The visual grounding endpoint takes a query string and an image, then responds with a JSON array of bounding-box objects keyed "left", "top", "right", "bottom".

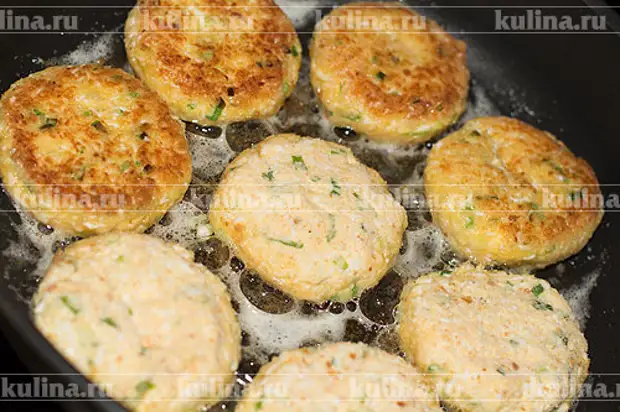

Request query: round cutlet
[
  {"left": 208, "top": 134, "right": 407, "bottom": 303},
  {"left": 424, "top": 116, "right": 603, "bottom": 268},
  {"left": 237, "top": 342, "right": 441, "bottom": 411},
  {"left": 33, "top": 233, "right": 241, "bottom": 412},
  {"left": 398, "top": 264, "right": 589, "bottom": 411},
  {"left": 125, "top": 0, "right": 302, "bottom": 124},
  {"left": 0, "top": 65, "right": 192, "bottom": 236},
  {"left": 310, "top": 2, "right": 469, "bottom": 143}
]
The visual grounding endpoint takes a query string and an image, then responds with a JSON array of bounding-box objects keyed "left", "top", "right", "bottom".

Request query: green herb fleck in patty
[
  {"left": 101, "top": 317, "right": 119, "bottom": 329},
  {"left": 40, "top": 118, "right": 58, "bottom": 130},
  {"left": 268, "top": 238, "right": 303, "bottom": 249},
  {"left": 60, "top": 296, "right": 79, "bottom": 315},
  {"left": 330, "top": 179, "right": 341, "bottom": 196},
  {"left": 135, "top": 380, "right": 155, "bottom": 398},
  {"left": 531, "top": 283, "right": 544, "bottom": 297},
  {"left": 292, "top": 155, "right": 307, "bottom": 171},
  {"left": 205, "top": 98, "right": 225, "bottom": 121},
  {"left": 262, "top": 170, "right": 275, "bottom": 181}
]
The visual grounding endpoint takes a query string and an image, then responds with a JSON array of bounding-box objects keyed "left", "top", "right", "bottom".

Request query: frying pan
[{"left": 0, "top": 0, "right": 619, "bottom": 411}]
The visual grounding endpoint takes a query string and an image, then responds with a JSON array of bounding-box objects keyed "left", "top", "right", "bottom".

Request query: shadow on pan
[{"left": 0, "top": 0, "right": 619, "bottom": 411}]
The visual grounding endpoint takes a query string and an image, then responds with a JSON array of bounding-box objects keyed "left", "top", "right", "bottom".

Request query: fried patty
[
  {"left": 0, "top": 65, "right": 192, "bottom": 236},
  {"left": 33, "top": 233, "right": 241, "bottom": 412},
  {"left": 125, "top": 0, "right": 302, "bottom": 124},
  {"left": 424, "top": 117, "right": 603, "bottom": 268},
  {"left": 310, "top": 2, "right": 469, "bottom": 144},
  {"left": 237, "top": 342, "right": 441, "bottom": 411},
  {"left": 398, "top": 264, "right": 589, "bottom": 412},
  {"left": 208, "top": 134, "right": 407, "bottom": 303}
]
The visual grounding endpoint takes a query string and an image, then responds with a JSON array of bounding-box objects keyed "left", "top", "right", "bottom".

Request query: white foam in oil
[
  {"left": 47, "top": 29, "right": 118, "bottom": 66},
  {"left": 561, "top": 269, "right": 601, "bottom": 330}
]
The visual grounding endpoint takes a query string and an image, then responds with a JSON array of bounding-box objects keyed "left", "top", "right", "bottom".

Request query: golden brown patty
[
  {"left": 310, "top": 2, "right": 469, "bottom": 144},
  {"left": 0, "top": 65, "right": 192, "bottom": 236},
  {"left": 125, "top": 0, "right": 302, "bottom": 124},
  {"left": 424, "top": 117, "right": 603, "bottom": 268}
]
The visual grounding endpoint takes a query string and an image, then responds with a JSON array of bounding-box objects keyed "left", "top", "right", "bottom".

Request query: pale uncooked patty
[
  {"left": 125, "top": 0, "right": 302, "bottom": 124},
  {"left": 33, "top": 234, "right": 241, "bottom": 412},
  {"left": 0, "top": 65, "right": 192, "bottom": 236},
  {"left": 208, "top": 134, "right": 407, "bottom": 303},
  {"left": 310, "top": 2, "right": 469, "bottom": 144},
  {"left": 398, "top": 264, "right": 589, "bottom": 412},
  {"left": 424, "top": 116, "right": 603, "bottom": 268},
  {"left": 236, "top": 342, "right": 442, "bottom": 411}
]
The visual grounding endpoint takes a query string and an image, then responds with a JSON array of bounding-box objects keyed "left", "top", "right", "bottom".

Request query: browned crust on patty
[
  {"left": 424, "top": 116, "right": 603, "bottom": 267},
  {"left": 125, "top": 0, "right": 301, "bottom": 124},
  {"left": 310, "top": 2, "right": 469, "bottom": 143},
  {"left": 0, "top": 65, "right": 191, "bottom": 234}
]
